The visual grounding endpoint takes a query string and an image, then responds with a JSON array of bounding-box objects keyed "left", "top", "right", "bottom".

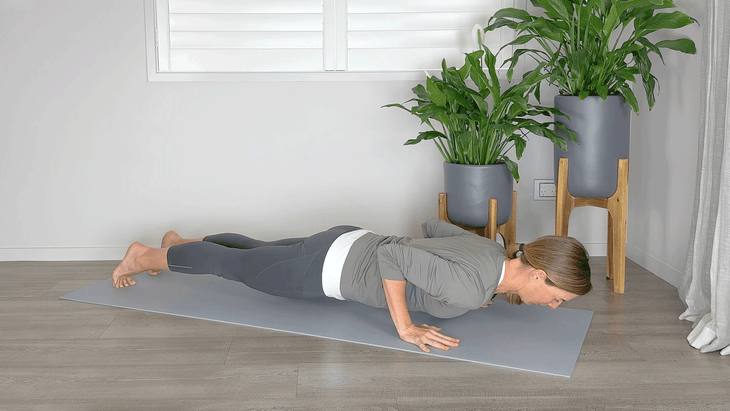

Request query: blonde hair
[{"left": 505, "top": 236, "right": 591, "bottom": 305}]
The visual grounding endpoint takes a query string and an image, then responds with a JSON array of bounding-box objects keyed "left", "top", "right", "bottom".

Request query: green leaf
[
  {"left": 495, "top": 123, "right": 520, "bottom": 138},
  {"left": 533, "top": 0, "right": 572, "bottom": 21},
  {"left": 597, "top": 85, "right": 609, "bottom": 100},
  {"left": 485, "top": 17, "right": 520, "bottom": 32},
  {"left": 638, "top": 11, "right": 695, "bottom": 35},
  {"left": 603, "top": 3, "right": 621, "bottom": 39},
  {"left": 526, "top": 106, "right": 566, "bottom": 118},
  {"left": 470, "top": 94, "right": 490, "bottom": 114},
  {"left": 457, "top": 57, "right": 472, "bottom": 80},
  {"left": 442, "top": 85, "right": 473, "bottom": 110},
  {"left": 426, "top": 76, "right": 448, "bottom": 107},
  {"left": 512, "top": 135, "right": 527, "bottom": 159},
  {"left": 413, "top": 103, "right": 447, "bottom": 123},
  {"left": 643, "top": 73, "right": 658, "bottom": 109},
  {"left": 614, "top": 0, "right": 668, "bottom": 15},
  {"left": 516, "top": 17, "right": 564, "bottom": 42},
  {"left": 632, "top": 48, "right": 653, "bottom": 79},
  {"left": 503, "top": 48, "right": 545, "bottom": 81},
  {"left": 506, "top": 97, "right": 530, "bottom": 117},
  {"left": 579, "top": 90, "right": 590, "bottom": 100},
  {"left": 589, "top": 14, "right": 604, "bottom": 34},
  {"left": 621, "top": 86, "right": 640, "bottom": 113},
  {"left": 656, "top": 38, "right": 697, "bottom": 54},
  {"left": 381, "top": 103, "right": 410, "bottom": 111},
  {"left": 502, "top": 156, "right": 520, "bottom": 182},
  {"left": 442, "top": 61, "right": 467, "bottom": 88},
  {"left": 483, "top": 46, "right": 500, "bottom": 87},
  {"left": 526, "top": 124, "right": 568, "bottom": 151},
  {"left": 412, "top": 84, "right": 429, "bottom": 101},
  {"left": 505, "top": 64, "right": 548, "bottom": 98},
  {"left": 493, "top": 8, "right": 534, "bottom": 22},
  {"left": 637, "top": 36, "right": 665, "bottom": 63},
  {"left": 405, "top": 130, "right": 447, "bottom": 146},
  {"left": 510, "top": 35, "right": 536, "bottom": 46},
  {"left": 465, "top": 51, "right": 489, "bottom": 93},
  {"left": 615, "top": 67, "right": 640, "bottom": 82},
  {"left": 553, "top": 122, "right": 577, "bottom": 143}
]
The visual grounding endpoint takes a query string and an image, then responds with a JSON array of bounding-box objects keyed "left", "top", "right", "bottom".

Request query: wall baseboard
[
  {"left": 0, "top": 247, "right": 127, "bottom": 262},
  {"left": 626, "top": 243, "right": 682, "bottom": 288},
  {"left": 583, "top": 242, "right": 607, "bottom": 258}
]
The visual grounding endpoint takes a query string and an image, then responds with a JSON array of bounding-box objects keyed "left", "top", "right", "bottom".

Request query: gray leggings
[{"left": 166, "top": 225, "right": 360, "bottom": 299}]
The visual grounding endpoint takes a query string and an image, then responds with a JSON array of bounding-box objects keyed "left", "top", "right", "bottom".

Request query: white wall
[
  {"left": 626, "top": 1, "right": 705, "bottom": 287},
  {"left": 1, "top": 0, "right": 687, "bottom": 262}
]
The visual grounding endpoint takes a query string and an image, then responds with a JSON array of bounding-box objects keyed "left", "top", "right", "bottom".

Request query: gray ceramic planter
[
  {"left": 553, "top": 95, "right": 630, "bottom": 198},
  {"left": 443, "top": 162, "right": 513, "bottom": 227}
]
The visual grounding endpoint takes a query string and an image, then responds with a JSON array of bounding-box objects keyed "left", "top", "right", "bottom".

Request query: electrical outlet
[{"left": 534, "top": 179, "right": 556, "bottom": 201}]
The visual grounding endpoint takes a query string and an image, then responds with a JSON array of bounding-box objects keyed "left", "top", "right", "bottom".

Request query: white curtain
[{"left": 678, "top": 0, "right": 730, "bottom": 355}]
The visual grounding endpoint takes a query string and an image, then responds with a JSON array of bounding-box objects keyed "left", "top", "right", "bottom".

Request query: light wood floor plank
[
  {"left": 0, "top": 364, "right": 298, "bottom": 402},
  {"left": 0, "top": 337, "right": 232, "bottom": 367},
  {"left": 396, "top": 385, "right": 730, "bottom": 411},
  {"left": 296, "top": 360, "right": 730, "bottom": 398},
  {"left": 0, "top": 280, "right": 61, "bottom": 298},
  {"left": 0, "top": 398, "right": 399, "bottom": 411}
]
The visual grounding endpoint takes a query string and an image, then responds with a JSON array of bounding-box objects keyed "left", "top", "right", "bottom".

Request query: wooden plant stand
[
  {"left": 555, "top": 158, "right": 629, "bottom": 294},
  {"left": 438, "top": 191, "right": 517, "bottom": 248}
]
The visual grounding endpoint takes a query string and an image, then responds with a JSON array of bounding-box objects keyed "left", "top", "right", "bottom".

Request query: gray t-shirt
[{"left": 339, "top": 218, "right": 506, "bottom": 319}]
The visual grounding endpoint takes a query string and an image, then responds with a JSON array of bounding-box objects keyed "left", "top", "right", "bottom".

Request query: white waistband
[{"left": 321, "top": 229, "right": 372, "bottom": 300}]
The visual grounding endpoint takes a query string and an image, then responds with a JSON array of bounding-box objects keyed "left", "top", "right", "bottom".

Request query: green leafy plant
[
  {"left": 485, "top": 0, "right": 697, "bottom": 113},
  {"left": 384, "top": 38, "right": 576, "bottom": 182}
]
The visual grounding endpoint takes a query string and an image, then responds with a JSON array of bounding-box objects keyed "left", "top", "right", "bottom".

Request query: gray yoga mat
[{"left": 61, "top": 271, "right": 593, "bottom": 378}]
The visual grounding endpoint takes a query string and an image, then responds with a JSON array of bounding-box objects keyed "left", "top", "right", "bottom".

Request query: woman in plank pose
[{"left": 111, "top": 218, "right": 591, "bottom": 353}]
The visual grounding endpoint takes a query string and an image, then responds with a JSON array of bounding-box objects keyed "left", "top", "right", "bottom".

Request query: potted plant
[
  {"left": 385, "top": 37, "right": 576, "bottom": 227},
  {"left": 485, "top": 0, "right": 697, "bottom": 197}
]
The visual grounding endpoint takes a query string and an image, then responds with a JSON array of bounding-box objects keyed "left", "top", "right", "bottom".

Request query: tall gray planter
[
  {"left": 553, "top": 95, "right": 631, "bottom": 198},
  {"left": 444, "top": 162, "right": 513, "bottom": 227}
]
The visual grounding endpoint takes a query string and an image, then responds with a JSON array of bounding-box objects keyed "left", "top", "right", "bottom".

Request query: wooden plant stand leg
[
  {"left": 438, "top": 192, "right": 517, "bottom": 248},
  {"left": 555, "top": 158, "right": 573, "bottom": 238},
  {"left": 554, "top": 158, "right": 629, "bottom": 294},
  {"left": 494, "top": 191, "right": 517, "bottom": 247},
  {"left": 607, "top": 159, "right": 629, "bottom": 294}
]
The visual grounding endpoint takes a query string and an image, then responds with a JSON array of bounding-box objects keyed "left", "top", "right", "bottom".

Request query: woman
[{"left": 112, "top": 219, "right": 591, "bottom": 353}]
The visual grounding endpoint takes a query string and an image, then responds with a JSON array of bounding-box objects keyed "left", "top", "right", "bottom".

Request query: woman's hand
[
  {"left": 381, "top": 278, "right": 460, "bottom": 353},
  {"left": 399, "top": 323, "right": 459, "bottom": 353}
]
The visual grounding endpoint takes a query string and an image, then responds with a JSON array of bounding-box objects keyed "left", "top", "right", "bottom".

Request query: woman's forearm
[
  {"left": 381, "top": 278, "right": 414, "bottom": 334},
  {"left": 381, "top": 277, "right": 460, "bottom": 352}
]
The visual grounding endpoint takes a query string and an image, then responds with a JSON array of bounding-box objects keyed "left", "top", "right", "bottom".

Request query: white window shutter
[
  {"left": 346, "top": 0, "right": 508, "bottom": 72},
  {"left": 151, "top": 0, "right": 514, "bottom": 76},
  {"left": 162, "top": 0, "right": 325, "bottom": 72}
]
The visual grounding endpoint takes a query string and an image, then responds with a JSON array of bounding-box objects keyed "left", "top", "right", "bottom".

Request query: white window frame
[{"left": 143, "top": 0, "right": 525, "bottom": 82}]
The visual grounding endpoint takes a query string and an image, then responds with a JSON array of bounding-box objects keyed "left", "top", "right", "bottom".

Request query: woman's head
[{"left": 505, "top": 236, "right": 591, "bottom": 306}]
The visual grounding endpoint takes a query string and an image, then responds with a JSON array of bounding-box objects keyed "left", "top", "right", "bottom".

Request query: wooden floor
[{"left": 1, "top": 258, "right": 729, "bottom": 411}]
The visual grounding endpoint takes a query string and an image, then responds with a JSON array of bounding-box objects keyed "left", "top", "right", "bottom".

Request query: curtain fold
[{"left": 678, "top": 0, "right": 730, "bottom": 356}]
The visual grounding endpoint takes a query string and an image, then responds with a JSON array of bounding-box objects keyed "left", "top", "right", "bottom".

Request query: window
[{"left": 144, "top": 0, "right": 520, "bottom": 81}]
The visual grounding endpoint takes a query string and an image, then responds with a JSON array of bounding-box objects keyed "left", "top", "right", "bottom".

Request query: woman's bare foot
[
  {"left": 147, "top": 231, "right": 181, "bottom": 275},
  {"left": 161, "top": 231, "right": 184, "bottom": 248},
  {"left": 147, "top": 231, "right": 202, "bottom": 275},
  {"left": 147, "top": 231, "right": 191, "bottom": 275},
  {"left": 112, "top": 242, "right": 149, "bottom": 288},
  {"left": 148, "top": 231, "right": 185, "bottom": 275}
]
